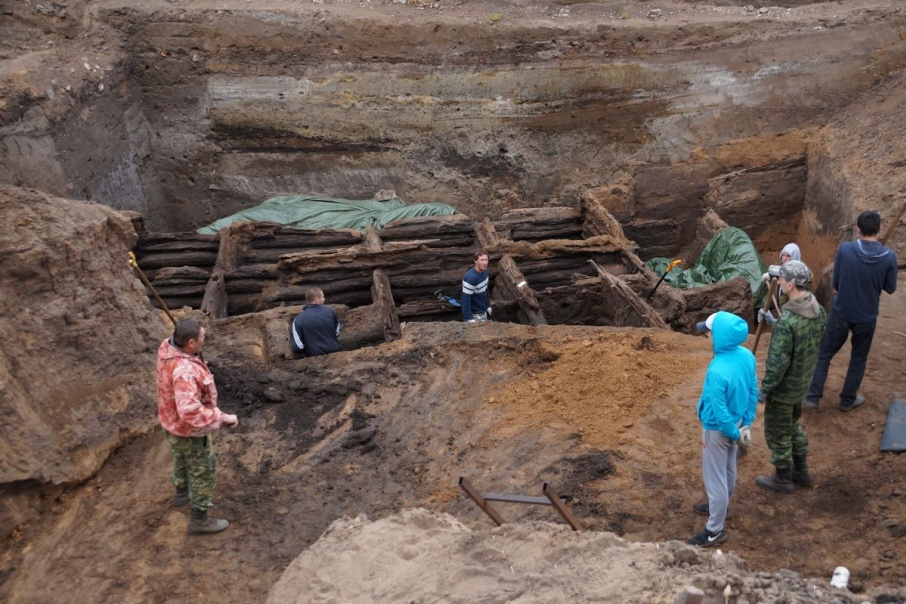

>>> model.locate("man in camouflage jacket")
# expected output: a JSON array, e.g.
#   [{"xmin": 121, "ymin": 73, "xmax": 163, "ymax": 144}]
[
  {"xmin": 157, "ymin": 317, "xmax": 239, "ymax": 534},
  {"xmin": 754, "ymin": 260, "xmax": 826, "ymax": 493}
]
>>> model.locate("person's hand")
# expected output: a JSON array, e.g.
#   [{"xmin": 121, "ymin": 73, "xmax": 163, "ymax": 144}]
[
  {"xmin": 757, "ymin": 308, "xmax": 777, "ymax": 326},
  {"xmin": 222, "ymin": 413, "xmax": 239, "ymax": 427},
  {"xmin": 739, "ymin": 425, "xmax": 752, "ymax": 447},
  {"xmin": 761, "ymin": 271, "xmax": 771, "ymax": 283},
  {"xmin": 757, "ymin": 390, "xmax": 767, "ymax": 404}
]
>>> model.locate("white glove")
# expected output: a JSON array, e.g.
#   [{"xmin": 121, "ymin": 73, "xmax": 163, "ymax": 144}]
[
  {"xmin": 738, "ymin": 426, "xmax": 752, "ymax": 447},
  {"xmin": 761, "ymin": 271, "xmax": 771, "ymax": 283},
  {"xmin": 757, "ymin": 308, "xmax": 777, "ymax": 326},
  {"xmin": 487, "ymin": 306, "xmax": 493, "ymax": 315}
]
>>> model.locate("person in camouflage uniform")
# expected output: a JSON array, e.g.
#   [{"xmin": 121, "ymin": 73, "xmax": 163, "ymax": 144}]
[
  {"xmin": 754, "ymin": 260, "xmax": 826, "ymax": 493},
  {"xmin": 157, "ymin": 317, "xmax": 239, "ymax": 534}
]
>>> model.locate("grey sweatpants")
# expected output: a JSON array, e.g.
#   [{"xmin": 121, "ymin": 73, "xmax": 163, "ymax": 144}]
[{"xmin": 701, "ymin": 428, "xmax": 739, "ymax": 533}]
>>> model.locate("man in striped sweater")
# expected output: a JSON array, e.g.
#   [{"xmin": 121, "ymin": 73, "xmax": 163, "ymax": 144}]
[{"xmin": 462, "ymin": 250, "xmax": 492, "ymax": 322}]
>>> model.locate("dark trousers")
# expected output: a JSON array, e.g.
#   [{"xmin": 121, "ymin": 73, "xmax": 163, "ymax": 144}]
[{"xmin": 806, "ymin": 310, "xmax": 876, "ymax": 406}]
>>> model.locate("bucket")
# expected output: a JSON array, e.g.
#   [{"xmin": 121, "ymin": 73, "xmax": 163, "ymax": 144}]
[{"xmin": 830, "ymin": 566, "xmax": 850, "ymax": 589}]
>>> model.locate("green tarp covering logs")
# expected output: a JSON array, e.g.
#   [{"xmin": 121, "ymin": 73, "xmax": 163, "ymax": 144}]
[
  {"xmin": 197, "ymin": 196, "xmax": 457, "ymax": 234},
  {"xmin": 645, "ymin": 227, "xmax": 768, "ymax": 306}
]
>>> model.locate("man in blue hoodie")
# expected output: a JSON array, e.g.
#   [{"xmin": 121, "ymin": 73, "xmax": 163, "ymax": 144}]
[
  {"xmin": 688, "ymin": 311, "xmax": 758, "ymax": 547},
  {"xmin": 804, "ymin": 210, "xmax": 898, "ymax": 412}
]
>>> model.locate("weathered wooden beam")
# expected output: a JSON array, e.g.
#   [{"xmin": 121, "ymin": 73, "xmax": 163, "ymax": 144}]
[
  {"xmin": 397, "ymin": 299, "xmax": 461, "ymax": 320},
  {"xmin": 380, "ymin": 214, "xmax": 475, "ymax": 239},
  {"xmin": 138, "ymin": 239, "xmax": 221, "ymax": 253},
  {"xmin": 371, "ymin": 269, "xmax": 401, "ymax": 341},
  {"xmin": 495, "ymin": 255, "xmax": 547, "ymax": 325},
  {"xmin": 587, "ymin": 259, "xmax": 669, "ymax": 329},
  {"xmin": 202, "ymin": 225, "xmax": 242, "ymax": 320},
  {"xmin": 498, "ymin": 207, "xmax": 581, "ymax": 222},
  {"xmin": 474, "ymin": 218, "xmax": 500, "ymax": 249},
  {"xmin": 363, "ymin": 225, "xmax": 383, "ymax": 252},
  {"xmin": 136, "ymin": 250, "xmax": 218, "ymax": 269},
  {"xmin": 137, "ymin": 232, "xmax": 219, "ymax": 246},
  {"xmin": 581, "ymin": 195, "xmax": 632, "ymax": 244}
]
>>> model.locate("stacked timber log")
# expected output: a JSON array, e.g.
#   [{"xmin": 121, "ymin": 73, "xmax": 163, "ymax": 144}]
[
  {"xmin": 130, "ymin": 198, "xmax": 757, "ymax": 345},
  {"xmin": 134, "ymin": 232, "xmax": 219, "ymax": 310},
  {"xmin": 493, "ymin": 207, "xmax": 584, "ymax": 243},
  {"xmin": 264, "ymin": 243, "xmax": 480, "ymax": 315},
  {"xmin": 220, "ymin": 223, "xmax": 364, "ymax": 315},
  {"xmin": 380, "ymin": 214, "xmax": 476, "ymax": 249}
]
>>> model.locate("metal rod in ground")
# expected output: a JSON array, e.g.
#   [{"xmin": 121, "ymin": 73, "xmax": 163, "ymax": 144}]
[
  {"xmin": 542, "ymin": 482, "xmax": 582, "ymax": 531},
  {"xmin": 646, "ymin": 259, "xmax": 681, "ymax": 301},
  {"xmin": 129, "ymin": 252, "xmax": 177, "ymax": 326},
  {"xmin": 458, "ymin": 477, "xmax": 506, "ymax": 526}
]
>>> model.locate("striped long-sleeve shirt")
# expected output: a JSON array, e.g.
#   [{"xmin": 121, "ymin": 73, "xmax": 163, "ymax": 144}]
[{"xmin": 461, "ymin": 268, "xmax": 490, "ymax": 321}]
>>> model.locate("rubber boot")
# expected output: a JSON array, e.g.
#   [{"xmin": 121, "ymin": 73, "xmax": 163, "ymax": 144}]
[
  {"xmin": 187, "ymin": 507, "xmax": 230, "ymax": 535},
  {"xmin": 791, "ymin": 454, "xmax": 813, "ymax": 487},
  {"xmin": 755, "ymin": 467, "xmax": 795, "ymax": 494},
  {"xmin": 173, "ymin": 486, "xmax": 189, "ymax": 507}
]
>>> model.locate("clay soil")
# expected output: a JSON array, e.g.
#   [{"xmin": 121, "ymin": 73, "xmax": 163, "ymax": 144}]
[{"xmin": 2, "ymin": 292, "xmax": 906, "ymax": 602}]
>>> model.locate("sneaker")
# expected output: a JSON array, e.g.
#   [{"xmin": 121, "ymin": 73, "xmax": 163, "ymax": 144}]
[
  {"xmin": 803, "ymin": 398, "xmax": 820, "ymax": 409},
  {"xmin": 839, "ymin": 394, "xmax": 865, "ymax": 412},
  {"xmin": 687, "ymin": 528, "xmax": 728, "ymax": 548},
  {"xmin": 692, "ymin": 502, "xmax": 732, "ymax": 518}
]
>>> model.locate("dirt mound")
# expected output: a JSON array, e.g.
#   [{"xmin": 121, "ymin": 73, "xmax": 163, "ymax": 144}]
[
  {"xmin": 486, "ymin": 331, "xmax": 710, "ymax": 448},
  {"xmin": 268, "ymin": 508, "xmax": 903, "ymax": 604},
  {"xmin": 0, "ymin": 186, "xmax": 168, "ymax": 535}
]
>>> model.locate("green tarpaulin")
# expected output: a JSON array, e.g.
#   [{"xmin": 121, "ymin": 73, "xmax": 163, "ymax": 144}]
[
  {"xmin": 645, "ymin": 227, "xmax": 768, "ymax": 305},
  {"xmin": 196, "ymin": 195, "xmax": 457, "ymax": 234}
]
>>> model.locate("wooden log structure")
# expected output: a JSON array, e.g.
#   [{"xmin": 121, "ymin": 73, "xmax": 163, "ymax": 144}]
[
  {"xmin": 493, "ymin": 255, "xmax": 547, "ymax": 325},
  {"xmin": 587, "ymin": 260, "xmax": 670, "ymax": 329},
  {"xmin": 135, "ymin": 232, "xmax": 220, "ymax": 310},
  {"xmin": 397, "ymin": 300, "xmax": 462, "ymax": 322},
  {"xmin": 493, "ymin": 207, "xmax": 584, "ymax": 242}
]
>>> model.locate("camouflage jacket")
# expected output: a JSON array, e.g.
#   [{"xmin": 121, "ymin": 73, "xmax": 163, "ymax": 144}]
[
  {"xmin": 761, "ymin": 292, "xmax": 826, "ymax": 405},
  {"xmin": 156, "ymin": 338, "xmax": 225, "ymax": 437}
]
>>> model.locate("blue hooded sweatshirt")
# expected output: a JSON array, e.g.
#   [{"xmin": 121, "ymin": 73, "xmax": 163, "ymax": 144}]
[
  {"xmin": 831, "ymin": 239, "xmax": 898, "ymax": 323},
  {"xmin": 696, "ymin": 311, "xmax": 758, "ymax": 441}
]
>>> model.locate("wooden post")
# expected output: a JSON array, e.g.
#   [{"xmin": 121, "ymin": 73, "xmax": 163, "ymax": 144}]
[
  {"xmin": 363, "ymin": 224, "xmax": 383, "ymax": 252},
  {"xmin": 495, "ymin": 255, "xmax": 547, "ymax": 325},
  {"xmin": 201, "ymin": 226, "xmax": 242, "ymax": 319},
  {"xmin": 371, "ymin": 269, "xmax": 401, "ymax": 341}
]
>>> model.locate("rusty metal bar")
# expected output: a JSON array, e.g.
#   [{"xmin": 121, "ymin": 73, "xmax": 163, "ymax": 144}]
[
  {"xmin": 542, "ymin": 482, "xmax": 582, "ymax": 531},
  {"xmin": 458, "ymin": 477, "xmax": 506, "ymax": 526},
  {"xmin": 483, "ymin": 493, "xmax": 550, "ymax": 505}
]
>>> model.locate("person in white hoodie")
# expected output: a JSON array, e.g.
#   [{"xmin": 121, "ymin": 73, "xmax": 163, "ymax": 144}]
[{"xmin": 759, "ymin": 243, "xmax": 813, "ymax": 325}]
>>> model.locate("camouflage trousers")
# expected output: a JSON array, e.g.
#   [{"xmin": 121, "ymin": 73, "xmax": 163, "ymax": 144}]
[
  {"xmin": 763, "ymin": 398, "xmax": 809, "ymax": 470},
  {"xmin": 166, "ymin": 432, "xmax": 217, "ymax": 511}
]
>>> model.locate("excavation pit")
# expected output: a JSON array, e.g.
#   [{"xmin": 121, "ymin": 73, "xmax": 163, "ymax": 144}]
[{"xmin": 3, "ymin": 1, "xmax": 906, "ymax": 602}]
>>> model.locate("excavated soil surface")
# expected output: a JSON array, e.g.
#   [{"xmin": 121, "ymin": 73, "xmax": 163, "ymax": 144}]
[{"xmin": 2, "ymin": 301, "xmax": 906, "ymax": 602}]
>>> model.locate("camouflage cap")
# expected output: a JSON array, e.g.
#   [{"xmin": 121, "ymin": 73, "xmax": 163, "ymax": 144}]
[{"xmin": 779, "ymin": 260, "xmax": 810, "ymax": 287}]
